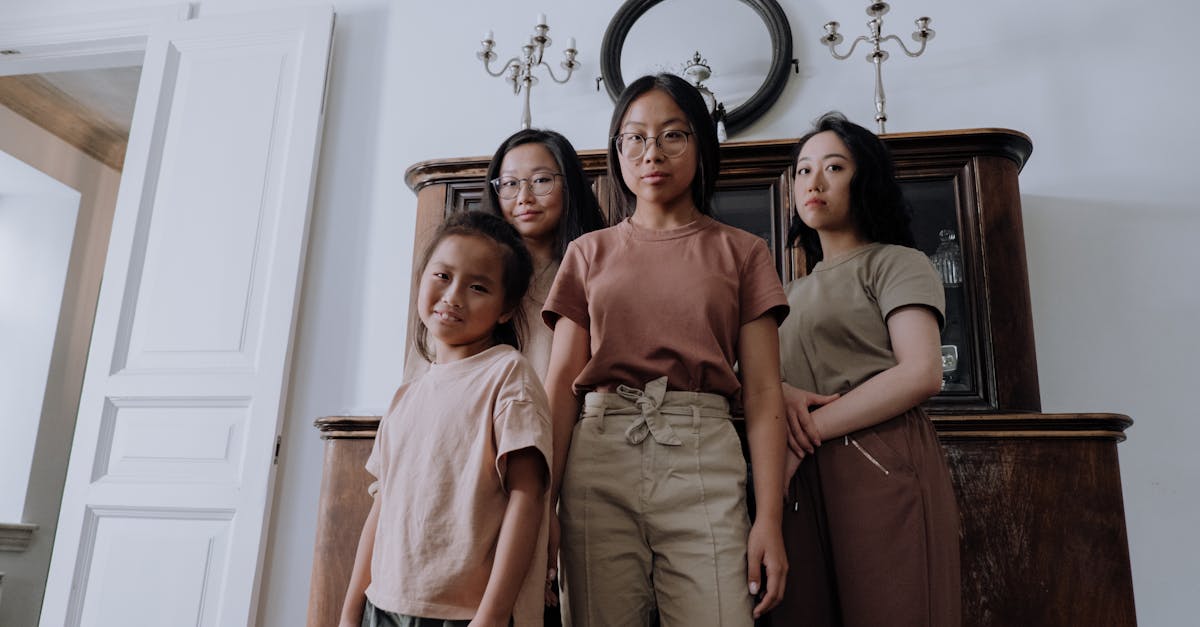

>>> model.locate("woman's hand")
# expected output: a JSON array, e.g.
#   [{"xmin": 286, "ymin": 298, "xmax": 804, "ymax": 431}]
[
  {"xmin": 781, "ymin": 382, "xmax": 838, "ymax": 457},
  {"xmin": 746, "ymin": 518, "xmax": 788, "ymax": 619}
]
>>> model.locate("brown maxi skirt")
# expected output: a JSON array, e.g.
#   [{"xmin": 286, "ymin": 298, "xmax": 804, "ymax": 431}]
[{"xmin": 764, "ymin": 406, "xmax": 961, "ymax": 627}]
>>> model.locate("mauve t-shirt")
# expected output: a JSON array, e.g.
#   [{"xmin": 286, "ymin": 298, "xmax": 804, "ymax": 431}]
[{"xmin": 543, "ymin": 214, "xmax": 788, "ymax": 396}]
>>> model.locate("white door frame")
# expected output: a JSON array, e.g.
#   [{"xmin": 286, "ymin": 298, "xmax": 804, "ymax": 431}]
[
  {"xmin": 3, "ymin": 6, "xmax": 332, "ymax": 627},
  {"xmin": 0, "ymin": 4, "xmax": 192, "ymax": 77},
  {"xmin": 0, "ymin": 6, "xmax": 191, "ymax": 625}
]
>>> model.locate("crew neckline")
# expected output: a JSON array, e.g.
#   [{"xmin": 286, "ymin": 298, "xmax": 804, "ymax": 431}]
[
  {"xmin": 812, "ymin": 242, "xmax": 885, "ymax": 272},
  {"xmin": 619, "ymin": 213, "xmax": 715, "ymax": 242},
  {"xmin": 428, "ymin": 344, "xmax": 512, "ymax": 375}
]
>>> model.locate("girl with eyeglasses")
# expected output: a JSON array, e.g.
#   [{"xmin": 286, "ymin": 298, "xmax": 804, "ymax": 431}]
[
  {"xmin": 773, "ymin": 112, "xmax": 960, "ymax": 627},
  {"xmin": 481, "ymin": 129, "xmax": 607, "ymax": 383},
  {"xmin": 482, "ymin": 129, "xmax": 606, "ymax": 624},
  {"xmin": 542, "ymin": 73, "xmax": 790, "ymax": 626}
]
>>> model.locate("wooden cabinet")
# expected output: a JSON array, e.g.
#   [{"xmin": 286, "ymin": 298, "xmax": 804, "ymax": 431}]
[
  {"xmin": 307, "ymin": 413, "xmax": 1135, "ymax": 627},
  {"xmin": 307, "ymin": 131, "xmax": 1135, "ymax": 627}
]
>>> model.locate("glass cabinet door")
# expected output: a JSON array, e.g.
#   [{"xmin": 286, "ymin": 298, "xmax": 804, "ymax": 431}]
[
  {"xmin": 711, "ymin": 179, "xmax": 793, "ymax": 279},
  {"xmin": 901, "ymin": 177, "xmax": 979, "ymax": 401}
]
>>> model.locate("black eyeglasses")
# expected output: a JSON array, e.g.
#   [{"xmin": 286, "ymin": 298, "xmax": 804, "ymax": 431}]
[
  {"xmin": 489, "ymin": 173, "xmax": 562, "ymax": 199},
  {"xmin": 613, "ymin": 130, "xmax": 693, "ymax": 160}
]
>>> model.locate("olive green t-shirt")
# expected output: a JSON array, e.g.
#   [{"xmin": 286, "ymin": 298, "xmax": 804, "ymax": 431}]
[{"xmin": 780, "ymin": 243, "xmax": 945, "ymax": 395}]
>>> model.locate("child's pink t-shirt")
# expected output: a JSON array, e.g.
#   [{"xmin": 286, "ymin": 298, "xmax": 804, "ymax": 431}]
[{"xmin": 365, "ymin": 344, "xmax": 551, "ymax": 625}]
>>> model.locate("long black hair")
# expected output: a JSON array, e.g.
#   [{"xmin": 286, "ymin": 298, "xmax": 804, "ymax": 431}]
[
  {"xmin": 481, "ymin": 128, "xmax": 606, "ymax": 259},
  {"xmin": 606, "ymin": 73, "xmax": 720, "ymax": 219},
  {"xmin": 788, "ymin": 112, "xmax": 915, "ymax": 272},
  {"xmin": 410, "ymin": 211, "xmax": 534, "ymax": 363}
]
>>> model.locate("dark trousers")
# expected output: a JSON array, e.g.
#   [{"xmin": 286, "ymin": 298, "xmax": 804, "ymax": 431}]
[
  {"xmin": 766, "ymin": 407, "xmax": 961, "ymax": 627},
  {"xmin": 363, "ymin": 598, "xmax": 512, "ymax": 627}
]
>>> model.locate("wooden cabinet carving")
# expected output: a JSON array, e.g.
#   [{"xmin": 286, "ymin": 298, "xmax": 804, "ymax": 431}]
[{"xmin": 306, "ymin": 131, "xmax": 1135, "ymax": 627}]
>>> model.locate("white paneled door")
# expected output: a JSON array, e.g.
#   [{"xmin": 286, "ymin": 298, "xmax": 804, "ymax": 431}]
[{"xmin": 40, "ymin": 7, "xmax": 332, "ymax": 627}]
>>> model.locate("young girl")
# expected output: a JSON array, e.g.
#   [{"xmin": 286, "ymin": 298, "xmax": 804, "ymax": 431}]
[
  {"xmin": 340, "ymin": 211, "xmax": 552, "ymax": 627},
  {"xmin": 542, "ymin": 73, "xmax": 790, "ymax": 626},
  {"xmin": 481, "ymin": 128, "xmax": 607, "ymax": 382},
  {"xmin": 483, "ymin": 129, "xmax": 607, "ymax": 618},
  {"xmin": 774, "ymin": 112, "xmax": 960, "ymax": 627}
]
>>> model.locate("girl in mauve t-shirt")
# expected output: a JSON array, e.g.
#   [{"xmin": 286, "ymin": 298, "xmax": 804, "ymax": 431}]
[
  {"xmin": 774, "ymin": 112, "xmax": 960, "ymax": 627},
  {"xmin": 542, "ymin": 73, "xmax": 789, "ymax": 626},
  {"xmin": 481, "ymin": 129, "xmax": 606, "ymax": 620}
]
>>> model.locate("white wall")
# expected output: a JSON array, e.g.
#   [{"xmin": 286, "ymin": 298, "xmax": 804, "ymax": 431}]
[
  {"xmin": 5, "ymin": 1, "xmax": 1197, "ymax": 625},
  {"xmin": 0, "ymin": 104, "xmax": 120, "ymax": 627},
  {"xmin": 0, "ymin": 160, "xmax": 80, "ymax": 522}
]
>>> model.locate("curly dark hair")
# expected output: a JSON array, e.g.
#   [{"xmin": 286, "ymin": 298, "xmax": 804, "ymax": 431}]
[
  {"xmin": 481, "ymin": 128, "xmax": 606, "ymax": 260},
  {"xmin": 606, "ymin": 73, "xmax": 720, "ymax": 220},
  {"xmin": 788, "ymin": 112, "xmax": 915, "ymax": 272},
  {"xmin": 409, "ymin": 211, "xmax": 534, "ymax": 363}
]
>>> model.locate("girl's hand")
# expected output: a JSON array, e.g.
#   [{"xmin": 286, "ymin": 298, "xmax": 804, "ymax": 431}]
[
  {"xmin": 545, "ymin": 509, "xmax": 560, "ymax": 607},
  {"xmin": 746, "ymin": 519, "xmax": 788, "ymax": 618},
  {"xmin": 781, "ymin": 383, "xmax": 838, "ymax": 457}
]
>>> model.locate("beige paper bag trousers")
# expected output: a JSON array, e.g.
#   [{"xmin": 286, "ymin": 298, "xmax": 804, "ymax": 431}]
[{"xmin": 559, "ymin": 377, "xmax": 755, "ymax": 627}]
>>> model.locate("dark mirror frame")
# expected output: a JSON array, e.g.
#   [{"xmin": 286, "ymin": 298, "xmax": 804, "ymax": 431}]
[{"xmin": 600, "ymin": 0, "xmax": 794, "ymax": 136}]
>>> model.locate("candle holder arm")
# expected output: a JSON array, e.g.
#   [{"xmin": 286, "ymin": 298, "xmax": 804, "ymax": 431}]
[
  {"xmin": 881, "ymin": 33, "xmax": 929, "ymax": 58},
  {"xmin": 826, "ymin": 35, "xmax": 871, "ymax": 61}
]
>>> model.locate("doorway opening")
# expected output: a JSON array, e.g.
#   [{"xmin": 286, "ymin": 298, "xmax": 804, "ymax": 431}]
[{"xmin": 0, "ymin": 63, "xmax": 139, "ymax": 626}]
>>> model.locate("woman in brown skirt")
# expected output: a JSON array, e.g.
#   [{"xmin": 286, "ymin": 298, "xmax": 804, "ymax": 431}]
[{"xmin": 773, "ymin": 112, "xmax": 961, "ymax": 627}]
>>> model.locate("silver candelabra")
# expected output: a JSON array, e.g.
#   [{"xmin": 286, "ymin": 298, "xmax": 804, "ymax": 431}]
[
  {"xmin": 477, "ymin": 14, "xmax": 579, "ymax": 130},
  {"xmin": 820, "ymin": 2, "xmax": 935, "ymax": 133}
]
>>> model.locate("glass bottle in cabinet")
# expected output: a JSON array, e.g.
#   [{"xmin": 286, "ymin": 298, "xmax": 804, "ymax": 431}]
[{"xmin": 930, "ymin": 229, "xmax": 968, "ymax": 391}]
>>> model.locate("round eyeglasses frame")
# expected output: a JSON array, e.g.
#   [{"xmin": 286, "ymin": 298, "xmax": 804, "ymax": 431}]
[
  {"xmin": 489, "ymin": 173, "xmax": 562, "ymax": 200},
  {"xmin": 612, "ymin": 130, "xmax": 694, "ymax": 160}
]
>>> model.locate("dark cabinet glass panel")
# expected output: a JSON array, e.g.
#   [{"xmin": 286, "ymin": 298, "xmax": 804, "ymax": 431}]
[
  {"xmin": 901, "ymin": 178, "xmax": 978, "ymax": 399},
  {"xmin": 712, "ymin": 187, "xmax": 775, "ymax": 247},
  {"xmin": 712, "ymin": 184, "xmax": 789, "ymax": 277}
]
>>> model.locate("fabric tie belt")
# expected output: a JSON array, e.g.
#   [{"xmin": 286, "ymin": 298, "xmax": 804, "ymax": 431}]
[{"xmin": 584, "ymin": 376, "xmax": 732, "ymax": 446}]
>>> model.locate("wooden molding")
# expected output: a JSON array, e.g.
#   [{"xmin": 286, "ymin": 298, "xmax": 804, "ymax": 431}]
[
  {"xmin": 0, "ymin": 74, "xmax": 128, "ymax": 170},
  {"xmin": 317, "ymin": 412, "xmax": 1132, "ymax": 442},
  {"xmin": 314, "ymin": 415, "xmax": 383, "ymax": 440},
  {"xmin": 0, "ymin": 522, "xmax": 38, "ymax": 552}
]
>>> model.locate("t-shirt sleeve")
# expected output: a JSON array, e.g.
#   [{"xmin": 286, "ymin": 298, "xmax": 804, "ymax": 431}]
[
  {"xmin": 364, "ymin": 384, "xmax": 407, "ymax": 497},
  {"xmin": 364, "ymin": 422, "xmax": 384, "ymax": 497},
  {"xmin": 542, "ymin": 239, "xmax": 590, "ymax": 332},
  {"xmin": 874, "ymin": 247, "xmax": 946, "ymax": 329},
  {"xmin": 739, "ymin": 238, "xmax": 790, "ymax": 326},
  {"xmin": 492, "ymin": 363, "xmax": 552, "ymax": 493}
]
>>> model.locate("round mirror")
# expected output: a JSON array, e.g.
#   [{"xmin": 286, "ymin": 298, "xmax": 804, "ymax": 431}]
[{"xmin": 601, "ymin": 0, "xmax": 794, "ymax": 136}]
